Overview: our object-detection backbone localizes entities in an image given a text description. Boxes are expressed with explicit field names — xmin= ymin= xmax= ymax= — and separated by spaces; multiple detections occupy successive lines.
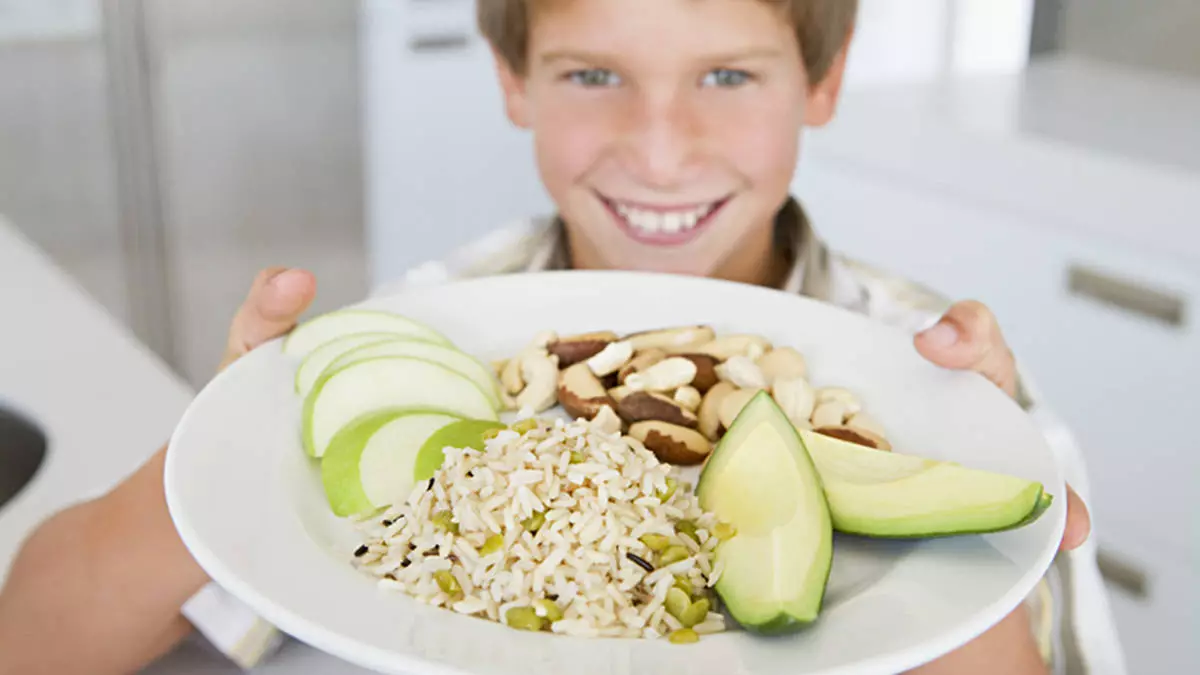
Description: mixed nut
xmin=494 ymin=325 xmax=892 ymax=466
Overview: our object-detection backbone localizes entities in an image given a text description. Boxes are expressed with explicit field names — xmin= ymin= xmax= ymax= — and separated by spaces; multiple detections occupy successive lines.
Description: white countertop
xmin=0 ymin=218 xmax=375 ymax=674
xmin=804 ymin=55 xmax=1200 ymax=270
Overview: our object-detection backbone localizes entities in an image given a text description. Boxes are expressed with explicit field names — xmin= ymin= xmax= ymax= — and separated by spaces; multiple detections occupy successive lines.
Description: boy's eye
xmin=566 ymin=68 xmax=623 ymax=88
xmin=701 ymin=68 xmax=752 ymax=88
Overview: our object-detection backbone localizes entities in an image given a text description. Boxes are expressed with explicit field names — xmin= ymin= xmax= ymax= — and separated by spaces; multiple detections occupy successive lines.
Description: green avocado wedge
xmin=796 ymin=429 xmax=1052 ymax=538
xmin=697 ymin=391 xmax=833 ymax=634
xmin=413 ymin=419 xmax=506 ymax=483
xmin=320 ymin=410 xmax=462 ymax=517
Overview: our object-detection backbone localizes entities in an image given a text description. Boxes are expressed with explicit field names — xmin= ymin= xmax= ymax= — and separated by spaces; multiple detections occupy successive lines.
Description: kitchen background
xmin=1 ymin=1 xmax=1196 ymax=673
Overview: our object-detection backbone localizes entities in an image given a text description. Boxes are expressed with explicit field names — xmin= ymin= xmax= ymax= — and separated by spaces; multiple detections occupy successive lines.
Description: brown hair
xmin=477 ymin=0 xmax=859 ymax=84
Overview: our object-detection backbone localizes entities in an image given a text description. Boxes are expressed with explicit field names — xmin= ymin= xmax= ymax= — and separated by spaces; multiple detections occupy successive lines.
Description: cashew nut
xmin=715 ymin=355 xmax=768 ymax=389
xmin=698 ymin=381 xmax=736 ymax=441
xmin=718 ymin=388 xmax=764 ymax=430
xmin=624 ymin=326 xmax=715 ymax=353
xmin=694 ymin=334 xmax=773 ymax=361
xmin=846 ymin=411 xmax=886 ymax=438
xmin=618 ymin=348 xmax=666 ymax=384
xmin=673 ymin=386 xmax=702 ymax=412
xmin=756 ymin=347 xmax=807 ymax=382
xmin=771 ymin=376 xmax=816 ymax=425
xmin=625 ymin=357 xmax=696 ymax=392
xmin=815 ymin=387 xmax=862 ymax=416
xmin=811 ymin=400 xmax=849 ymax=428
xmin=591 ymin=404 xmax=623 ymax=435
xmin=501 ymin=331 xmax=557 ymax=394
xmin=514 ymin=351 xmax=559 ymax=412
xmin=586 ymin=339 xmax=634 ymax=377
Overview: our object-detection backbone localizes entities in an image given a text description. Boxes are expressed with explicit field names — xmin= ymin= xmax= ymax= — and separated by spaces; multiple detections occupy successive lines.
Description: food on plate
xmin=294 ymin=332 xmax=400 ymax=396
xmin=697 ymin=391 xmax=833 ymax=633
xmin=498 ymin=324 xmax=896 ymax=457
xmin=282 ymin=309 xmax=450 ymax=357
xmin=277 ymin=307 xmax=1055 ymax=642
xmin=545 ymin=331 xmax=620 ymax=368
xmin=413 ymin=419 xmax=506 ymax=484
xmin=302 ymin=356 xmax=498 ymax=457
xmin=348 ymin=415 xmax=730 ymax=641
xmin=321 ymin=410 xmax=464 ymax=517
xmin=627 ymin=421 xmax=711 ymax=465
xmin=319 ymin=338 xmax=504 ymax=410
xmin=797 ymin=429 xmax=1053 ymax=537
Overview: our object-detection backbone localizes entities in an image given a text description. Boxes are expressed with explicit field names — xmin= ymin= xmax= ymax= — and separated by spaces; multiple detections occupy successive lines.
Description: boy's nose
xmin=620 ymin=92 xmax=703 ymax=189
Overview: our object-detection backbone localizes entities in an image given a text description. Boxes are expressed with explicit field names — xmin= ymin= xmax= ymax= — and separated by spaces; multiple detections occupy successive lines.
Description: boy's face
xmin=494 ymin=0 xmax=848 ymax=278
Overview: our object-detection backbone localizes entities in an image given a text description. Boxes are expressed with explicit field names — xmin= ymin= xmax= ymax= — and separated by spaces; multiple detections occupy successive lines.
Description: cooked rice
xmin=349 ymin=414 xmax=728 ymax=640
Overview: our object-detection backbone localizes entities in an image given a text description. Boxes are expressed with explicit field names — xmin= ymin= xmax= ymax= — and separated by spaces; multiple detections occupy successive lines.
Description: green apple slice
xmin=413 ymin=419 xmax=506 ymax=483
xmin=797 ymin=429 xmax=1052 ymax=537
xmin=697 ymin=391 xmax=833 ymax=634
xmin=283 ymin=309 xmax=450 ymax=357
xmin=294 ymin=332 xmax=407 ymax=396
xmin=303 ymin=356 xmax=497 ymax=458
xmin=324 ymin=339 xmax=503 ymax=411
xmin=321 ymin=410 xmax=462 ymax=517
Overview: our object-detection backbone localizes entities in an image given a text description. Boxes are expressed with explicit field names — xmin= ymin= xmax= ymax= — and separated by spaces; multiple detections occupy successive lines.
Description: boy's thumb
xmin=220 ymin=267 xmax=316 ymax=371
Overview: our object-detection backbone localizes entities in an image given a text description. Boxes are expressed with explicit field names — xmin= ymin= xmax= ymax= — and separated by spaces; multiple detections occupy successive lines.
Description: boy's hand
xmin=219 ymin=267 xmax=317 ymax=372
xmin=915 ymin=300 xmax=1091 ymax=552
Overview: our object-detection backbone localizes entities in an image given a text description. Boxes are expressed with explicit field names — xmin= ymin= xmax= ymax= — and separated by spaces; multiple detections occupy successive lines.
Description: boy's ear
xmin=803 ymin=28 xmax=853 ymax=127
xmin=491 ymin=46 xmax=531 ymax=128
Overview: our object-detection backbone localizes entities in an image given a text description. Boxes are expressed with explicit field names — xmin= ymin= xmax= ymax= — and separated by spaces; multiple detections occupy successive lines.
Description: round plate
xmin=165 ymin=271 xmax=1065 ymax=675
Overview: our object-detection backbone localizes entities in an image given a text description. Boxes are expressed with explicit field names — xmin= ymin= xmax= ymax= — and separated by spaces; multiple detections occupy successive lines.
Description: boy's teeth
xmin=615 ymin=202 xmax=713 ymax=234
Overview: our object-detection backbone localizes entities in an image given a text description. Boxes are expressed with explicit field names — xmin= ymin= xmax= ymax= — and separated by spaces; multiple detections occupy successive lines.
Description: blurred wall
xmin=1059 ymin=0 xmax=1200 ymax=77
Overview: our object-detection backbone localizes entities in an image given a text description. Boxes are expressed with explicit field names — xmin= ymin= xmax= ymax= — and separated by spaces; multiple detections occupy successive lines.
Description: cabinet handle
xmin=1095 ymin=546 xmax=1151 ymax=600
xmin=408 ymin=33 xmax=470 ymax=53
xmin=1066 ymin=264 xmax=1187 ymax=328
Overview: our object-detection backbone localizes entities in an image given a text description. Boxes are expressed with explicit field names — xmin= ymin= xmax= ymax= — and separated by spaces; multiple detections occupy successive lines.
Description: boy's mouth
xmin=598 ymin=194 xmax=730 ymax=245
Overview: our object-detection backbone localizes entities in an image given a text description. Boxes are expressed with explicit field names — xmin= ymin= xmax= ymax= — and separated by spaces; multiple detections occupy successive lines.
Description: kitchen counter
xmin=0 ymin=218 xmax=374 ymax=673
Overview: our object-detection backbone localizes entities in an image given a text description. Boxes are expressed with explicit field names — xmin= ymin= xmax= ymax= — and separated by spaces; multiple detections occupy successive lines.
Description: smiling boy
xmin=0 ymin=1 xmax=1119 ymax=674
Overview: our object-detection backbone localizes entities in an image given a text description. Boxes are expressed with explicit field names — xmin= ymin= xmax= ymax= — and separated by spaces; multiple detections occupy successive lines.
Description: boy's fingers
xmin=1061 ymin=484 xmax=1091 ymax=551
xmin=914 ymin=300 xmax=1018 ymax=399
xmin=219 ymin=267 xmax=316 ymax=372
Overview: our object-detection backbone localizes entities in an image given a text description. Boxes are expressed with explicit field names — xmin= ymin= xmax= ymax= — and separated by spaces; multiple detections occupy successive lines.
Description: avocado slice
xmin=697 ymin=391 xmax=833 ymax=634
xmin=797 ymin=429 xmax=1052 ymax=538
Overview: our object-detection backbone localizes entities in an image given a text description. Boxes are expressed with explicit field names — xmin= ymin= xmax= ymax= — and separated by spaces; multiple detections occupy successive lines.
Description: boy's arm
xmin=0 ymin=447 xmax=206 ymax=675
xmin=905 ymin=605 xmax=1049 ymax=675
xmin=0 ymin=268 xmax=316 ymax=675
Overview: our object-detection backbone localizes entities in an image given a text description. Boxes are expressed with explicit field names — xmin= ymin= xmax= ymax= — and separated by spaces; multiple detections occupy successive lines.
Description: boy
xmin=0 ymin=1 xmax=1115 ymax=674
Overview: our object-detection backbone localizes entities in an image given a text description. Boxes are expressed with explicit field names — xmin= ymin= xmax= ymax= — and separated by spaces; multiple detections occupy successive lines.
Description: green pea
xmin=664 ymin=587 xmax=691 ymax=621
xmin=522 ymin=511 xmax=546 ymax=533
xmin=431 ymin=510 xmax=459 ymax=534
xmin=511 ymin=419 xmax=538 ymax=434
xmin=659 ymin=545 xmax=689 ymax=566
xmin=433 ymin=570 xmax=461 ymax=596
xmin=479 ymin=534 xmax=504 ymax=557
xmin=675 ymin=520 xmax=699 ymax=544
xmin=505 ymin=606 xmax=546 ymax=632
xmin=673 ymin=576 xmax=694 ymax=598
xmin=679 ymin=598 xmax=710 ymax=628
xmin=668 ymin=628 xmax=699 ymax=644
xmin=639 ymin=534 xmax=670 ymax=552
xmin=658 ymin=477 xmax=678 ymax=503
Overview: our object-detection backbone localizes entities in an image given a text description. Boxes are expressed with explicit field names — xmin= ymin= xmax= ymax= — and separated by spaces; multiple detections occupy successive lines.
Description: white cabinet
xmin=796 ymin=117 xmax=1200 ymax=672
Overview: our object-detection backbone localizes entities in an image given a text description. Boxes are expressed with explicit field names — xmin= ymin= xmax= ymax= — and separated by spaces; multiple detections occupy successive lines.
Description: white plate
xmin=165 ymin=271 xmax=1065 ymax=675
